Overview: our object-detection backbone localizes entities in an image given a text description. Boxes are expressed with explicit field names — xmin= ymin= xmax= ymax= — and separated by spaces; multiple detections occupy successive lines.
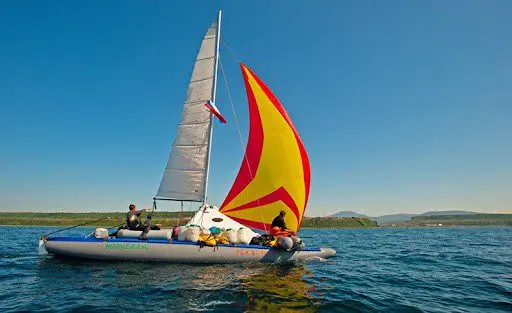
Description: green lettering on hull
xmin=104 ymin=243 xmax=150 ymax=250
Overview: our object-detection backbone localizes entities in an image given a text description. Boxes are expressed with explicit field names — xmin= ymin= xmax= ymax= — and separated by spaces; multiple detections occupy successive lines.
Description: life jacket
xmin=216 ymin=236 xmax=230 ymax=245
xmin=198 ymin=234 xmax=217 ymax=247
xmin=268 ymin=226 xmax=294 ymax=237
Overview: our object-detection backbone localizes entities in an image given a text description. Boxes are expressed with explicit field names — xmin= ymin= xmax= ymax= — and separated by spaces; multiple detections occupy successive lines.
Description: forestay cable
xmin=219 ymin=57 xmax=246 ymax=156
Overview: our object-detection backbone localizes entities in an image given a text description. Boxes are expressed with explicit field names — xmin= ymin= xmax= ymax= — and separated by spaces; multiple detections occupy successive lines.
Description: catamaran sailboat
xmin=39 ymin=11 xmax=336 ymax=263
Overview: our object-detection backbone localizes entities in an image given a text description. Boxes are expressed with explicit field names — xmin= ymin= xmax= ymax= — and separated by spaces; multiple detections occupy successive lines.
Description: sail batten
xmin=156 ymin=21 xmax=219 ymax=202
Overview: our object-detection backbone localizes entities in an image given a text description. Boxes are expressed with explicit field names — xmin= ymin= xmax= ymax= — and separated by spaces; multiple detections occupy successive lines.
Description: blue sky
xmin=1 ymin=1 xmax=511 ymax=215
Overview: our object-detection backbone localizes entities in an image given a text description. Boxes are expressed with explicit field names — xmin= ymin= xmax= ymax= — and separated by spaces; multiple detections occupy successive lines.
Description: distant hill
xmin=302 ymin=217 xmax=377 ymax=228
xmin=329 ymin=210 xmax=484 ymax=226
xmin=411 ymin=214 xmax=512 ymax=226
xmin=375 ymin=211 xmax=480 ymax=225
xmin=420 ymin=210 xmax=479 ymax=216
xmin=372 ymin=214 xmax=417 ymax=225
xmin=331 ymin=211 xmax=368 ymax=218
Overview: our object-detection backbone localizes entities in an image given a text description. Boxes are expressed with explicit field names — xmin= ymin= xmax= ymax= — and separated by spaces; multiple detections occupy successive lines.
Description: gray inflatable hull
xmin=43 ymin=237 xmax=336 ymax=263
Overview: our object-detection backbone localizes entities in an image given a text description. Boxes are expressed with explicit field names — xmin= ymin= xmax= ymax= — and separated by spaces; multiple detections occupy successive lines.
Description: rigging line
xmin=178 ymin=201 xmax=183 ymax=227
xmin=221 ymin=40 xmax=240 ymax=62
xmin=42 ymin=216 xmax=113 ymax=237
xmin=86 ymin=221 xmax=126 ymax=238
xmin=198 ymin=204 xmax=206 ymax=229
xmin=219 ymin=57 xmax=246 ymax=159
xmin=149 ymin=199 xmax=158 ymax=220
xmin=219 ymin=57 xmax=267 ymax=232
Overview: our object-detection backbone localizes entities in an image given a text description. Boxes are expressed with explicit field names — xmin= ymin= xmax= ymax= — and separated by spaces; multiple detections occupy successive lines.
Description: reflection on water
xmin=34 ymin=256 xmax=320 ymax=312
xmin=242 ymin=264 xmax=318 ymax=312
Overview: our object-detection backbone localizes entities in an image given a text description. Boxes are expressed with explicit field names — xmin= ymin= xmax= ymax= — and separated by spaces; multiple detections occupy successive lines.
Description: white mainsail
xmin=156 ymin=18 xmax=220 ymax=202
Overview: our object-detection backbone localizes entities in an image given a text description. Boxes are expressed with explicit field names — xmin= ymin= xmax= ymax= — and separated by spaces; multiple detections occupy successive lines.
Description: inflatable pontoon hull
xmin=43 ymin=237 xmax=336 ymax=263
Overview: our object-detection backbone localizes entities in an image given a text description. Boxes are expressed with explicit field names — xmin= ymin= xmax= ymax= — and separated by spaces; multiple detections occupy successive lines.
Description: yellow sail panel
xmin=219 ymin=64 xmax=311 ymax=233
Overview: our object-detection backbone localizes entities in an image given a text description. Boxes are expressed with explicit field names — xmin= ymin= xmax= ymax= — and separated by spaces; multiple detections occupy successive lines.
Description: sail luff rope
xmin=219 ymin=57 xmax=267 ymax=232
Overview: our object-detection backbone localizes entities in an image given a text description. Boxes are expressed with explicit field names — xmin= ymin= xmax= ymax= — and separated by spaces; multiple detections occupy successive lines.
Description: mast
xmin=203 ymin=10 xmax=222 ymax=204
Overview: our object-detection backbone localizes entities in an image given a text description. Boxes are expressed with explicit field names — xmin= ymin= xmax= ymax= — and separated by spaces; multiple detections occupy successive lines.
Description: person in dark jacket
xmin=126 ymin=204 xmax=147 ymax=231
xmin=271 ymin=211 xmax=288 ymax=230
xmin=126 ymin=204 xmax=162 ymax=240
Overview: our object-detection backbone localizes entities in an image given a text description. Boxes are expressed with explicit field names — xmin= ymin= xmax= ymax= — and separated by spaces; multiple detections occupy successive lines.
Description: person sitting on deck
xmin=269 ymin=211 xmax=295 ymax=236
xmin=126 ymin=204 xmax=160 ymax=239
xmin=126 ymin=204 xmax=147 ymax=231
xmin=271 ymin=211 xmax=288 ymax=230
xmin=271 ymin=211 xmax=286 ymax=230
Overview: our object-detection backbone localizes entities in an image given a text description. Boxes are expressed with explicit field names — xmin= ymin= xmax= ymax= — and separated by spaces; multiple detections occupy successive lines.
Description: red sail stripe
xmin=228 ymin=216 xmax=273 ymax=232
xmin=220 ymin=64 xmax=264 ymax=209
xmin=221 ymin=186 xmax=301 ymax=223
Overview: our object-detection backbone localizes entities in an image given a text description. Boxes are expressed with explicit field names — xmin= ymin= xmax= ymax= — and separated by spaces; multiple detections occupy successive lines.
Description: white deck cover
xmin=186 ymin=204 xmax=259 ymax=237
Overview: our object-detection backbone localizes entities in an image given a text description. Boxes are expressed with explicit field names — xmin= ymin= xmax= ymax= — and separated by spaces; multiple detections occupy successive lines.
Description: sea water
xmin=0 ymin=226 xmax=510 ymax=312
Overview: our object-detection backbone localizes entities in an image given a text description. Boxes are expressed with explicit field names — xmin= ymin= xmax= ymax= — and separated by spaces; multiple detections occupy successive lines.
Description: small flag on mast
xmin=204 ymin=100 xmax=227 ymax=123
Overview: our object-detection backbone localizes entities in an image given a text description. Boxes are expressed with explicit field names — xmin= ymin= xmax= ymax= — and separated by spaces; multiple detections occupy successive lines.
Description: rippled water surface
xmin=0 ymin=227 xmax=511 ymax=312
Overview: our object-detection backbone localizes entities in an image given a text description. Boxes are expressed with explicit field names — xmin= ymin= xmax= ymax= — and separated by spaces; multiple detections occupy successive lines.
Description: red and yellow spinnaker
xmin=219 ymin=64 xmax=311 ymax=233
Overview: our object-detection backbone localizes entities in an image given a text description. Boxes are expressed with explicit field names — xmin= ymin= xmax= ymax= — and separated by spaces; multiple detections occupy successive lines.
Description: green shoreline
xmin=2 ymin=212 xmax=510 ymax=228
xmin=0 ymin=212 xmax=378 ymax=228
